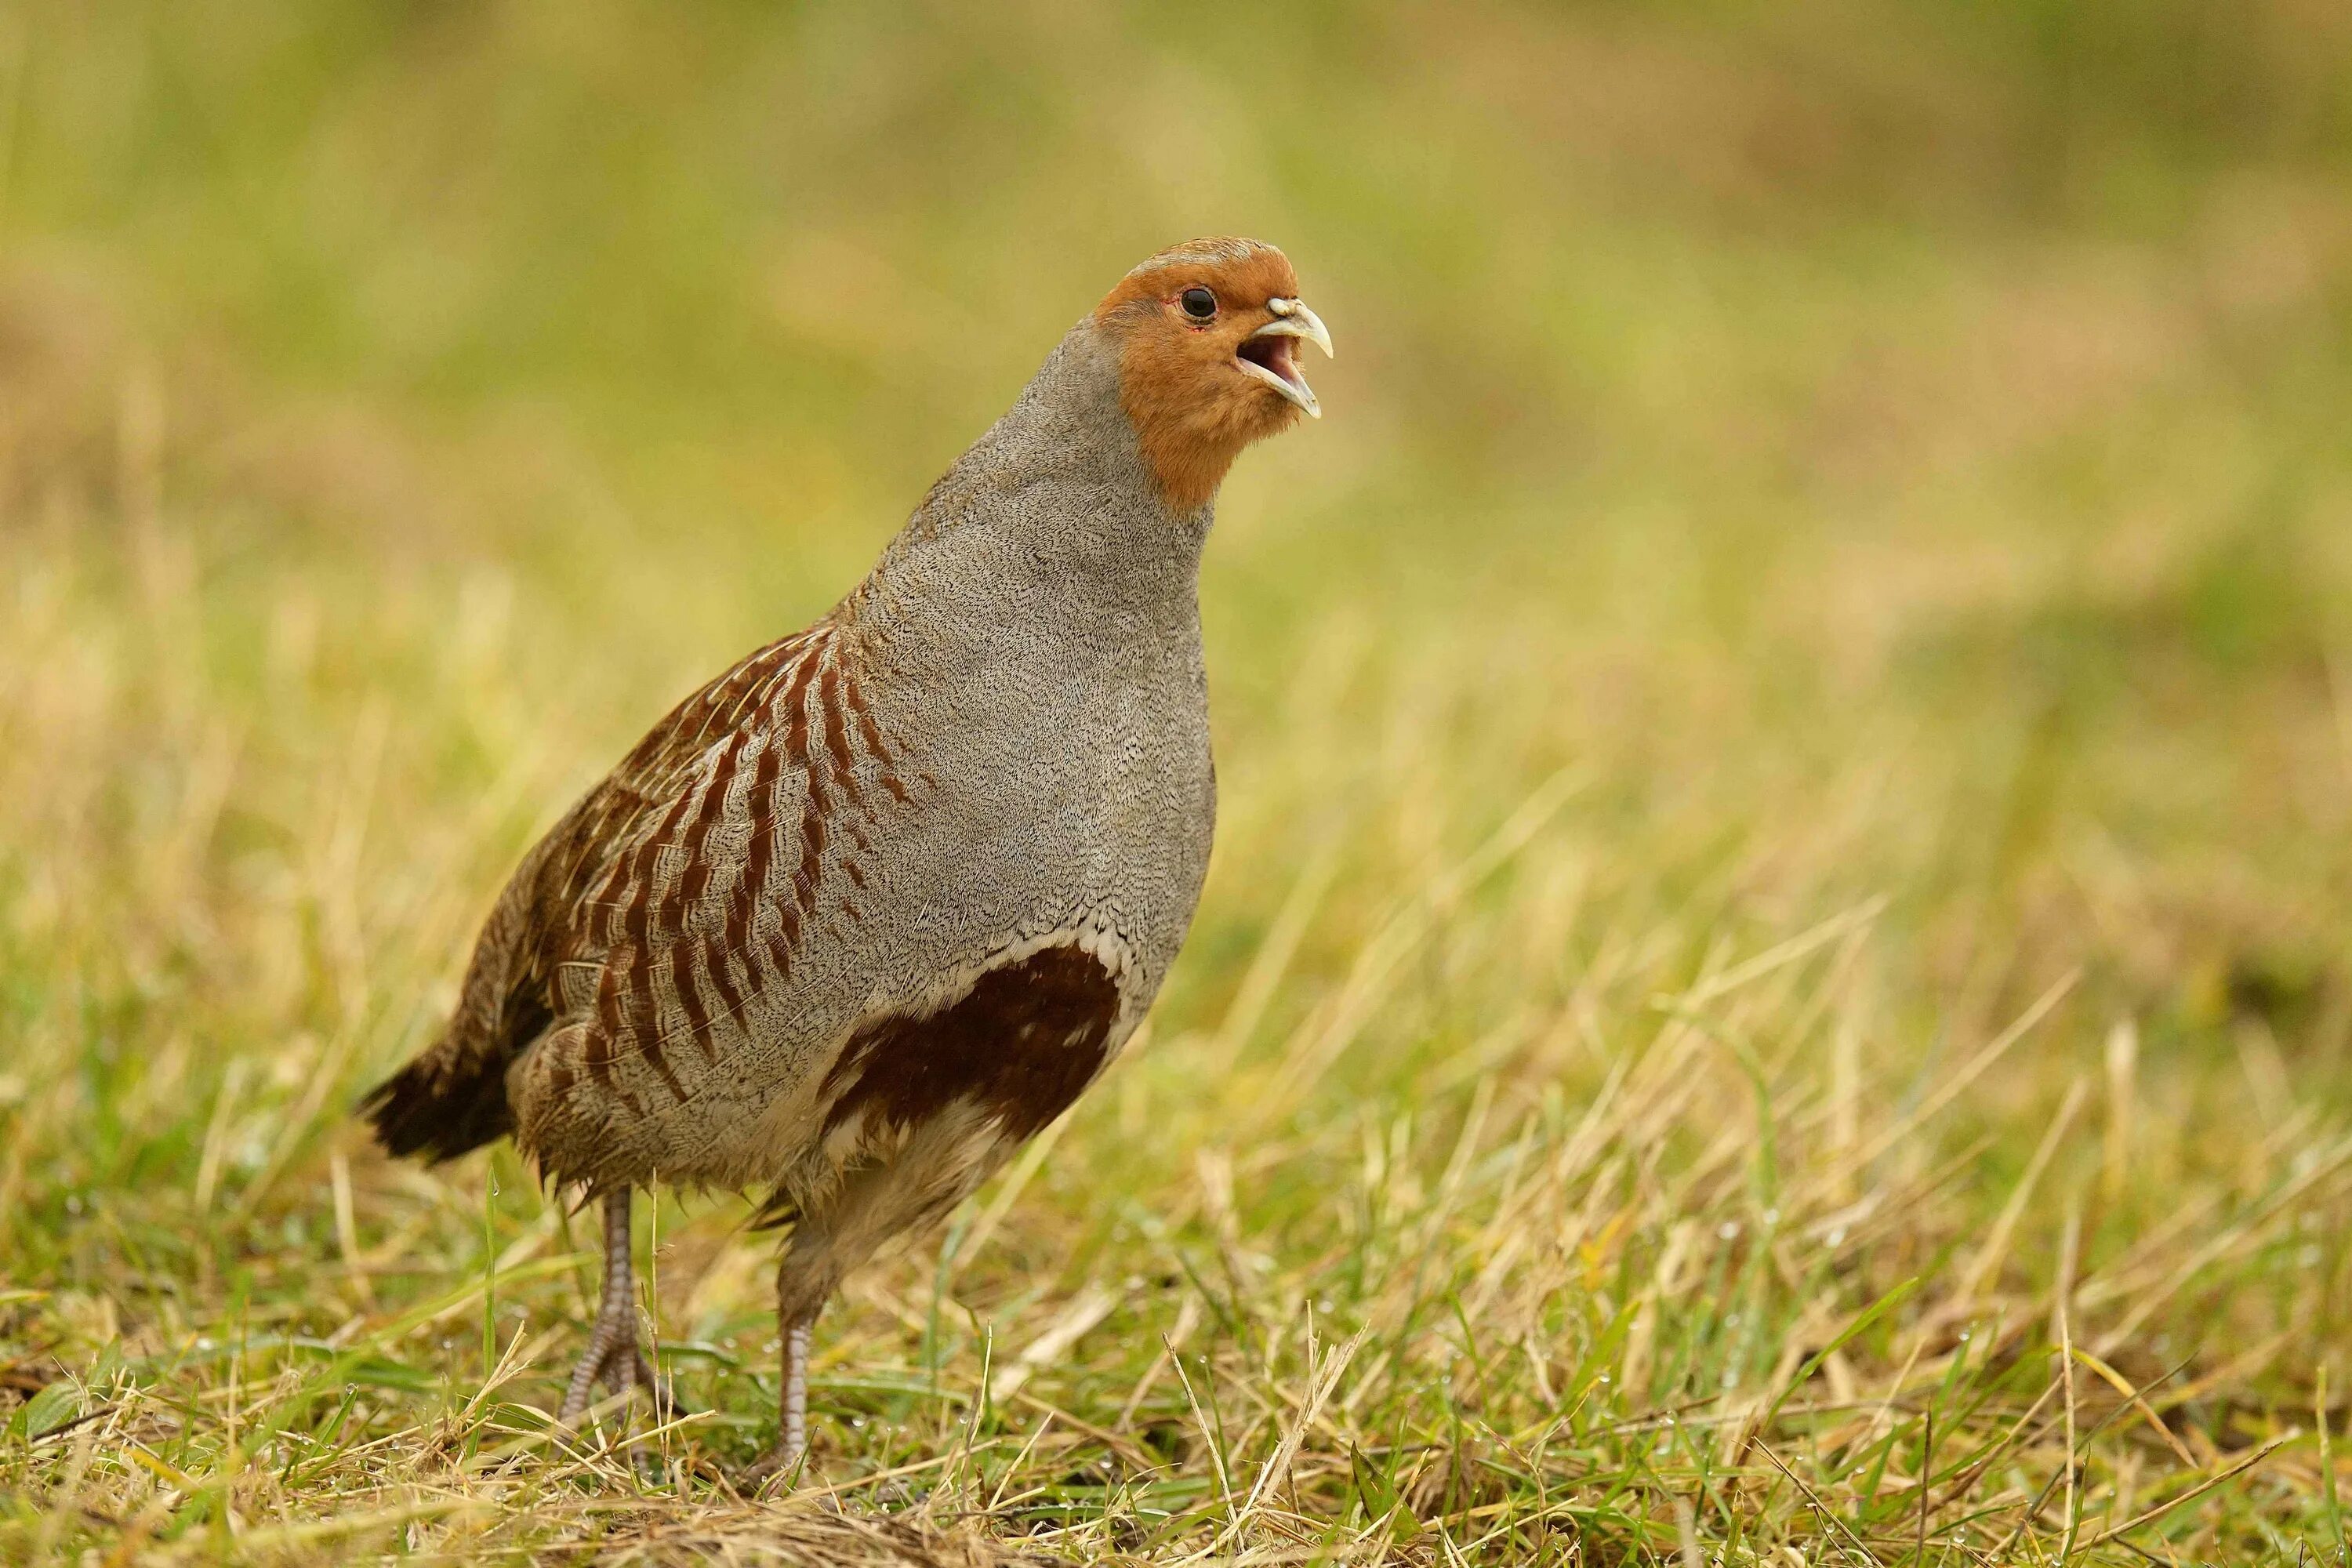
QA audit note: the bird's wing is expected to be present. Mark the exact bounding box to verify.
[518,616,910,1142]
[365,621,870,1166]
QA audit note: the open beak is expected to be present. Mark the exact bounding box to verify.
[1237,298,1334,419]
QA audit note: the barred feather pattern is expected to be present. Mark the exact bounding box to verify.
[541,624,880,1106]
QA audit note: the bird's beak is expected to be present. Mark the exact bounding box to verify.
[1238,298,1334,419]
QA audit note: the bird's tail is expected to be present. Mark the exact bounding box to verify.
[360,1037,519,1163]
[361,826,573,1163]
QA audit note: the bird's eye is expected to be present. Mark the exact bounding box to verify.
[1179,287,1217,320]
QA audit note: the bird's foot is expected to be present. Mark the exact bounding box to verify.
[739,1437,808,1495]
[558,1336,687,1428]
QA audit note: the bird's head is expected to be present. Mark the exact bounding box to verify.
[1092,238,1333,510]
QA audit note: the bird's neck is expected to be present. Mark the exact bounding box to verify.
[847,320,1214,644]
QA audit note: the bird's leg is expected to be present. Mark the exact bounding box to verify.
[558,1188,641,1427]
[781,1318,812,1466]
[741,1312,818,1489]
[742,1222,840,1490]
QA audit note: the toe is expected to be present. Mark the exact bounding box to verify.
[739,1443,805,1494]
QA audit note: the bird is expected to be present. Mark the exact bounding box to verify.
[360,237,1331,1479]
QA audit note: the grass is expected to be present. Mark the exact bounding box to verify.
[4,0,2352,1561]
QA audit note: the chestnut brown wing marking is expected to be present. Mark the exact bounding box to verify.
[819,946,1123,1145]
[525,635,806,1119]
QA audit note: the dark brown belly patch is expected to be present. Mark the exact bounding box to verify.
[820,946,1121,1144]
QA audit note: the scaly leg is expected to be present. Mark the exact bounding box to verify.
[781,1319,811,1465]
[742,1313,815,1487]
[558,1189,642,1426]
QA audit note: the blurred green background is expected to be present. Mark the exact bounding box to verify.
[12,0,2350,1048]
[5,0,2352,1551]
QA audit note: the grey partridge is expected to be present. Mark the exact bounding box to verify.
[361,238,1331,1476]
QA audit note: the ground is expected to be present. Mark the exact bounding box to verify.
[4,2,2352,1563]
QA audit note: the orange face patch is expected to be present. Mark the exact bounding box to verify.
[1094,238,1317,510]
